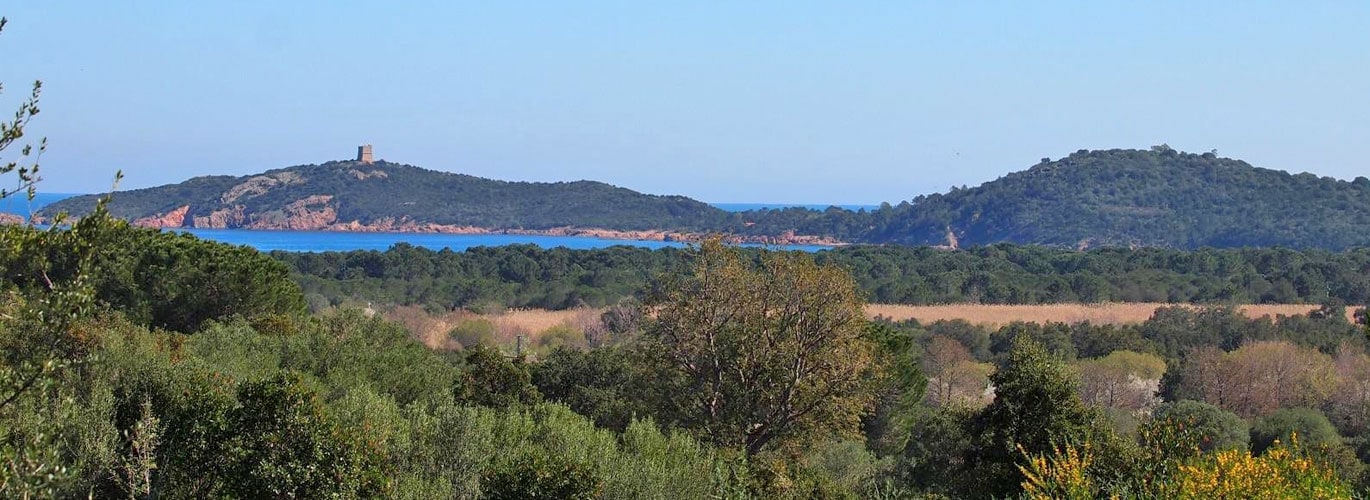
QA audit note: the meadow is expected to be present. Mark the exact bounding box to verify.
[865,302,1364,326]
[384,302,1365,353]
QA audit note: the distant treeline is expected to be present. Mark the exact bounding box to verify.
[270,243,1370,311]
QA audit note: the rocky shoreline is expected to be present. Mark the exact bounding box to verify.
[124,204,844,247]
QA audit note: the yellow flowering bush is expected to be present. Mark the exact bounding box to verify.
[1019,443,1112,500]
[1019,434,1352,499]
[1166,436,1350,499]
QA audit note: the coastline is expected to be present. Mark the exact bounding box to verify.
[121,210,846,247]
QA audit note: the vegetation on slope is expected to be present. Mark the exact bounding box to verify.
[860,146,1370,249]
[43,161,734,231]
[41,146,1370,249]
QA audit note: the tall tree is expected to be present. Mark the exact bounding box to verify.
[644,239,880,455]
[965,336,1104,497]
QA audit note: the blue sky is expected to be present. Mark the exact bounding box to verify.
[2,2,1366,203]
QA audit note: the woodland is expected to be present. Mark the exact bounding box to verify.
[4,15,1369,499]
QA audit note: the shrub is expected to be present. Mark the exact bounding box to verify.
[1147,400,1249,454]
[481,447,602,500]
[1250,408,1341,455]
[449,318,498,349]
[536,324,587,353]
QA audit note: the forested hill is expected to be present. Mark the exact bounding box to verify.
[739,147,1370,249]
[860,147,1370,249]
[41,160,733,232]
[43,148,1370,249]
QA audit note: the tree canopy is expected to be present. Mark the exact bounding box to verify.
[643,239,880,455]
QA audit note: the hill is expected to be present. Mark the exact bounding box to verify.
[731,147,1370,249]
[43,147,1370,249]
[867,147,1370,249]
[43,160,737,235]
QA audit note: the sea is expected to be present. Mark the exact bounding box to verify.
[1,193,858,253]
[714,203,879,212]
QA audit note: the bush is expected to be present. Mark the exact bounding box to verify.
[449,318,498,349]
[459,345,541,408]
[1250,407,1342,454]
[482,447,602,500]
[1147,400,1249,454]
[221,374,389,498]
[536,324,587,353]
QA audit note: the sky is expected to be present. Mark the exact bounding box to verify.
[2,2,1367,204]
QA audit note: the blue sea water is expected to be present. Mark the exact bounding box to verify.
[0,192,79,216]
[174,228,840,253]
[1,193,835,253]
[713,202,880,212]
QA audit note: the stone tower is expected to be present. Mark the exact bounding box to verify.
[357,144,374,164]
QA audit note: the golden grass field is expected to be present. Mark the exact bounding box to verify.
[387,303,1364,351]
[865,303,1362,327]
[384,305,601,350]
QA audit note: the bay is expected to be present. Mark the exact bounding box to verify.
[713,202,880,212]
[176,228,834,253]
[2,193,833,253]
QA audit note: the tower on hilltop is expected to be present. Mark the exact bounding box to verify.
[357,144,374,164]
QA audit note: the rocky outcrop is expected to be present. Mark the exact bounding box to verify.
[243,195,338,230]
[132,205,190,228]
[193,205,248,229]
[348,169,388,180]
[0,213,25,225]
[221,172,305,204]
[98,195,844,247]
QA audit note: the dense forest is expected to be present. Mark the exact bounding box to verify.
[272,243,1370,311]
[45,146,1370,250]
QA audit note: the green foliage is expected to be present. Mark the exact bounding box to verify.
[1250,408,1343,455]
[891,406,975,495]
[855,148,1370,249]
[190,310,460,406]
[965,336,1105,497]
[449,317,498,349]
[536,324,587,353]
[804,439,895,497]
[399,401,746,499]
[44,160,736,232]
[1146,400,1249,454]
[277,242,1370,312]
[482,447,602,500]
[222,373,389,498]
[459,345,542,408]
[531,346,654,431]
[644,240,879,455]
[2,222,306,333]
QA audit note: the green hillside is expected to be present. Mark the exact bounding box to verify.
[43,160,731,231]
[730,147,1370,249]
[862,147,1370,249]
[43,148,1370,249]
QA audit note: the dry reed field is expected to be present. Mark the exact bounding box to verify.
[384,305,603,350]
[387,302,1362,351]
[866,302,1361,327]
